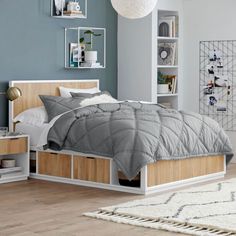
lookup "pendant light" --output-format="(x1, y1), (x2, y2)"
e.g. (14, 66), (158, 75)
(111, 0), (158, 19)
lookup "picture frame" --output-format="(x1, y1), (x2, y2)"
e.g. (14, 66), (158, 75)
(158, 43), (176, 66)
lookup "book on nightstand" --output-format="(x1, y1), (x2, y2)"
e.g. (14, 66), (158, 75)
(0, 167), (23, 179)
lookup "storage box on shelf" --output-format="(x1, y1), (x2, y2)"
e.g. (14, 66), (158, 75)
(65, 27), (106, 69)
(51, 0), (87, 19)
(0, 135), (29, 184)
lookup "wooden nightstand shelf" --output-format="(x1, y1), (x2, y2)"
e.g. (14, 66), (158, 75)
(0, 135), (30, 184)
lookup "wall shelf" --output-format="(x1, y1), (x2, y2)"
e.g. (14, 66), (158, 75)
(51, 0), (87, 19)
(64, 27), (106, 69)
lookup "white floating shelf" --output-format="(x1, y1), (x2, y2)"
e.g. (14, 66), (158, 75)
(157, 93), (178, 97)
(65, 66), (105, 70)
(65, 27), (106, 70)
(51, 0), (87, 19)
(52, 15), (86, 19)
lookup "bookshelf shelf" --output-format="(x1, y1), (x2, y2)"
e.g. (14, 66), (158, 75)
(157, 36), (179, 41)
(157, 93), (178, 97)
(157, 65), (178, 68)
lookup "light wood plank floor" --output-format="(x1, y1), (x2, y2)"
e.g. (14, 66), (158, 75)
(0, 164), (235, 236)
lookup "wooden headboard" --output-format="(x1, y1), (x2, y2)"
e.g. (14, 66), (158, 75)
(9, 80), (99, 131)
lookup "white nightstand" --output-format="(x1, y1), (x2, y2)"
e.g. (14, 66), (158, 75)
(0, 134), (30, 184)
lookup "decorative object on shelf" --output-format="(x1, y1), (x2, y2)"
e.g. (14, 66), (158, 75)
(0, 127), (8, 137)
(80, 30), (102, 64)
(199, 40), (236, 131)
(1, 159), (16, 168)
(54, 0), (65, 15)
(67, 1), (80, 11)
(65, 27), (106, 69)
(158, 42), (176, 66)
(111, 0), (158, 19)
(0, 87), (22, 101)
(159, 15), (178, 37)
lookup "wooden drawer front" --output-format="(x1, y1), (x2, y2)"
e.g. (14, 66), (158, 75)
(38, 152), (71, 178)
(0, 137), (28, 155)
(74, 156), (110, 184)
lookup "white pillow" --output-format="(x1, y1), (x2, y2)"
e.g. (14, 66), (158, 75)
(80, 94), (118, 107)
(13, 106), (48, 127)
(59, 86), (100, 97)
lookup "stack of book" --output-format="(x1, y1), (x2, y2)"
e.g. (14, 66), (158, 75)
(63, 10), (83, 16)
(159, 15), (179, 38)
(80, 62), (103, 68)
(0, 167), (23, 179)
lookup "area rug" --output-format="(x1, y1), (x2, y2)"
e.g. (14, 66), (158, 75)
(84, 179), (236, 236)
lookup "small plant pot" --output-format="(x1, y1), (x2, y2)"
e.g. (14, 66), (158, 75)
(85, 51), (97, 63)
(158, 84), (169, 94)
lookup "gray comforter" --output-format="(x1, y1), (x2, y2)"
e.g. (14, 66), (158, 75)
(47, 102), (233, 180)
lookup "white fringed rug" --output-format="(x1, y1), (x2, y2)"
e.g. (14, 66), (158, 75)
(84, 179), (236, 236)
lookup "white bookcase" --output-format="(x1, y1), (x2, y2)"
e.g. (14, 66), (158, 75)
(157, 10), (179, 109)
(117, 0), (183, 110)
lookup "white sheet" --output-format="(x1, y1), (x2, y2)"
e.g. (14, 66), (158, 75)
(15, 123), (49, 148)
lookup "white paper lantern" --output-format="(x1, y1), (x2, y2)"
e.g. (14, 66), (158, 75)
(111, 0), (158, 19)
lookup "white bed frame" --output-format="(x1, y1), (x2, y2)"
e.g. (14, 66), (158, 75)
(9, 80), (226, 195)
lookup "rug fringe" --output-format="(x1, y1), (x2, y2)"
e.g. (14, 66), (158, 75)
(84, 211), (236, 236)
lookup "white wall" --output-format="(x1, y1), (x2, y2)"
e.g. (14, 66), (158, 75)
(183, 0), (236, 162)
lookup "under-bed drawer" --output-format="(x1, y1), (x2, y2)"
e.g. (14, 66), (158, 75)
(73, 156), (110, 184)
(38, 152), (71, 178)
(0, 137), (28, 155)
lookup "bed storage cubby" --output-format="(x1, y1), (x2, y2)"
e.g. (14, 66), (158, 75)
(38, 152), (71, 178)
(73, 156), (110, 184)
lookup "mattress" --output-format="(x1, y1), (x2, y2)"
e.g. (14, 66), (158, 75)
(15, 123), (49, 148)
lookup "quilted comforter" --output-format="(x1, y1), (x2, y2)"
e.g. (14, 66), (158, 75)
(47, 102), (233, 180)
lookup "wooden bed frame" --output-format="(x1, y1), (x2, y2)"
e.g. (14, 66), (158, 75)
(9, 80), (226, 195)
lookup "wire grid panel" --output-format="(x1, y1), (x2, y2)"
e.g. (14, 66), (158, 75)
(199, 40), (236, 131)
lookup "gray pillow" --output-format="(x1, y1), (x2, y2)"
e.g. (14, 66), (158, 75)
(70, 91), (111, 98)
(39, 95), (83, 122)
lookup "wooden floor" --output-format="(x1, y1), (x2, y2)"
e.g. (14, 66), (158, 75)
(0, 164), (235, 236)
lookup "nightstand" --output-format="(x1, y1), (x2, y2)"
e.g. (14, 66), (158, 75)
(0, 134), (30, 184)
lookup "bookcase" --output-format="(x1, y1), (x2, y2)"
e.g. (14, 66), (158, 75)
(157, 10), (179, 109)
(117, 0), (183, 110)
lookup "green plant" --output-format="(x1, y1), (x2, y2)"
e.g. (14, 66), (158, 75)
(158, 71), (166, 84)
(80, 30), (102, 50)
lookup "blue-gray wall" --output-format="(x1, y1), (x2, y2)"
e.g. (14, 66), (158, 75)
(0, 0), (117, 126)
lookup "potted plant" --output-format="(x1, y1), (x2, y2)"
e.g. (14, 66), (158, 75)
(80, 30), (102, 65)
(157, 72), (169, 94)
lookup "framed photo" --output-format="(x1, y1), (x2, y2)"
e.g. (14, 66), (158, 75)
(69, 43), (85, 68)
(158, 43), (176, 66)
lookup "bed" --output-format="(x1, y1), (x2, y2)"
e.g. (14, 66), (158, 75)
(9, 80), (233, 194)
